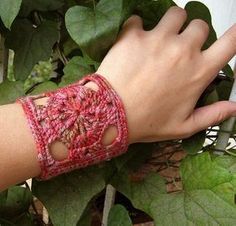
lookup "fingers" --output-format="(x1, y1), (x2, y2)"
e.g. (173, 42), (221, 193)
(180, 19), (209, 50)
(154, 6), (187, 35)
(203, 24), (236, 73)
(184, 101), (236, 135)
(122, 15), (143, 31)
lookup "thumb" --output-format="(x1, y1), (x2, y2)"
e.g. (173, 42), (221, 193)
(186, 101), (236, 134)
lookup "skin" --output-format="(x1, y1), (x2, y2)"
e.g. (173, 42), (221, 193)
(0, 6), (236, 191)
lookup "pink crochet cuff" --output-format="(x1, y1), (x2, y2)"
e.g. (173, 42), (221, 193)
(16, 73), (129, 180)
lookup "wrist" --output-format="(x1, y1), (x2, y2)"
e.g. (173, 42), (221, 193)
(94, 71), (140, 145)
(17, 73), (130, 180)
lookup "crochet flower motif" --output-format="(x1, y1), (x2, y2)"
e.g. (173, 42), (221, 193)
(36, 85), (116, 159)
(16, 74), (128, 180)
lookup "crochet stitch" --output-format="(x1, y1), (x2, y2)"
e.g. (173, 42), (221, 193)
(16, 74), (129, 180)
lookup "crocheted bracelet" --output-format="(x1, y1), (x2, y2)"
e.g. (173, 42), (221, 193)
(16, 73), (129, 180)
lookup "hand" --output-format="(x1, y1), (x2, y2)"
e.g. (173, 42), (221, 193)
(94, 6), (236, 144)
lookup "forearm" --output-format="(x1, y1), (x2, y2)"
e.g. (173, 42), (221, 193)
(0, 81), (120, 191)
(0, 103), (40, 191)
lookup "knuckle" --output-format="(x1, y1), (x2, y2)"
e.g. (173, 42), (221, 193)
(133, 29), (145, 38)
(191, 19), (209, 32)
(212, 105), (226, 125)
(123, 15), (142, 27)
(168, 6), (187, 18)
(169, 42), (186, 58)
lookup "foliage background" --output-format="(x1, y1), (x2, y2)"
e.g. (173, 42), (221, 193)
(0, 0), (235, 225)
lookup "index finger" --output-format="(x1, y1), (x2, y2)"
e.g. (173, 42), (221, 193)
(202, 24), (236, 74)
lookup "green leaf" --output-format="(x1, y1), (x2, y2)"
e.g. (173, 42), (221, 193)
(182, 130), (206, 155)
(222, 64), (234, 78)
(20, 0), (65, 16)
(121, 0), (137, 21)
(0, 190), (8, 206)
(113, 143), (154, 172)
(0, 80), (24, 105)
(76, 207), (92, 226)
(32, 167), (106, 226)
(110, 143), (162, 214)
(149, 153), (236, 225)
(65, 0), (124, 61)
(30, 81), (58, 95)
(204, 88), (219, 105)
(12, 213), (34, 226)
(214, 155), (236, 174)
(0, 0), (22, 29)
(216, 80), (233, 101)
(59, 56), (94, 87)
(135, 0), (176, 30)
(113, 173), (166, 214)
(6, 19), (59, 80)
(23, 60), (55, 92)
(108, 205), (132, 226)
(0, 186), (32, 220)
(185, 1), (217, 50)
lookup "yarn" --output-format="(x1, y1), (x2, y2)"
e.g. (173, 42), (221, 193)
(16, 74), (129, 180)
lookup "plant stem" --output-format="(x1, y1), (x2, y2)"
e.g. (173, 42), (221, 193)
(55, 43), (68, 65)
(214, 61), (236, 155)
(102, 184), (116, 226)
(0, 35), (9, 83)
(24, 181), (46, 225)
(92, 0), (96, 11)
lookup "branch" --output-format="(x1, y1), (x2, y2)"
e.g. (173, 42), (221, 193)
(214, 61), (236, 155)
(102, 184), (116, 226)
(0, 35), (9, 83)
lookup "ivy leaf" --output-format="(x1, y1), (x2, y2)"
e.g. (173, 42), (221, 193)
(20, 0), (65, 16)
(204, 89), (219, 105)
(65, 0), (123, 61)
(110, 143), (162, 214)
(108, 205), (132, 226)
(217, 80), (233, 101)
(76, 207), (92, 226)
(121, 0), (137, 21)
(12, 213), (34, 226)
(149, 153), (236, 225)
(0, 190), (8, 206)
(222, 64), (234, 78)
(32, 167), (106, 226)
(0, 0), (22, 29)
(214, 155), (236, 173)
(0, 186), (33, 220)
(59, 56), (94, 87)
(113, 173), (166, 214)
(0, 80), (24, 105)
(182, 130), (206, 155)
(30, 81), (58, 95)
(113, 143), (155, 172)
(6, 19), (59, 81)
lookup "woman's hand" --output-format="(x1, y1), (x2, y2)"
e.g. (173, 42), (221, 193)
(94, 6), (236, 144)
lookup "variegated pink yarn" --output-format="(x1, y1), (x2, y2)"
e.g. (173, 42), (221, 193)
(16, 74), (129, 180)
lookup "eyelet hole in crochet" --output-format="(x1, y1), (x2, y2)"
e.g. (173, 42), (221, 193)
(34, 97), (49, 106)
(102, 125), (118, 146)
(49, 140), (69, 161)
(83, 81), (99, 92)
